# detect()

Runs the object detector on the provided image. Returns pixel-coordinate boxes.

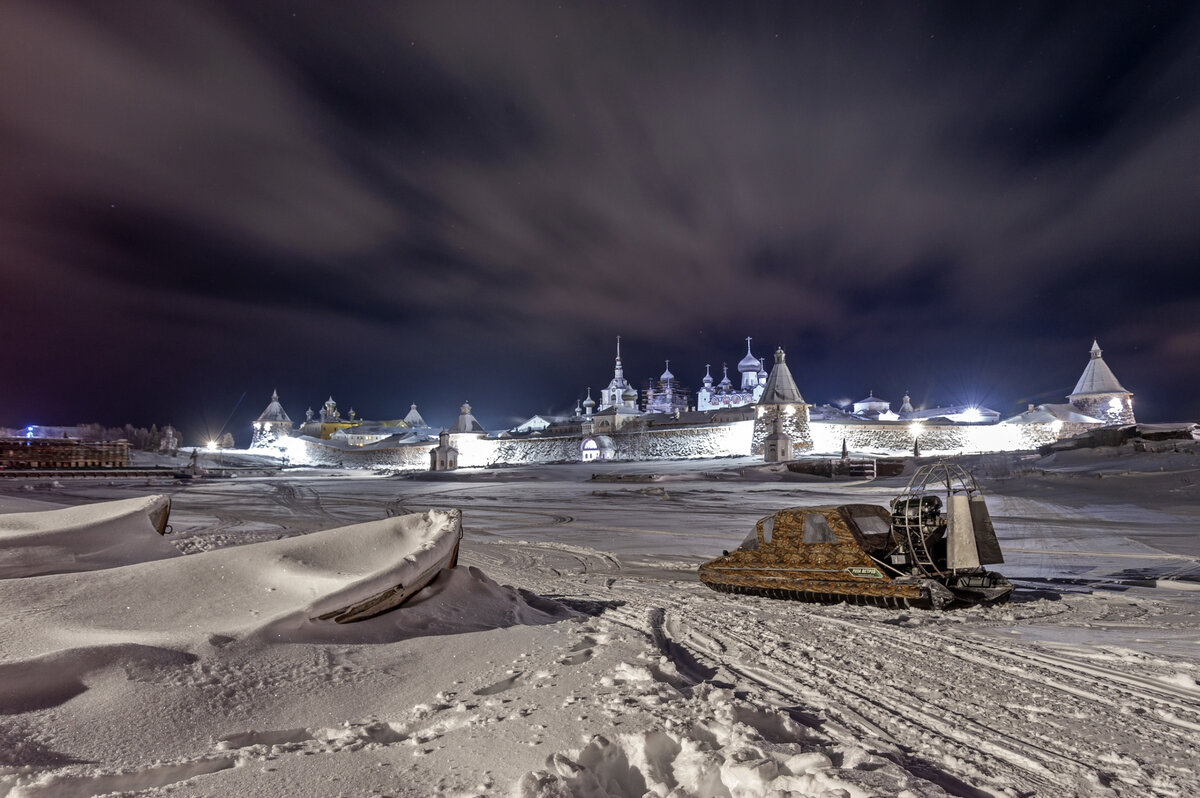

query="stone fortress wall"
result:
[271,339,1131,471]
[296,416,1070,470]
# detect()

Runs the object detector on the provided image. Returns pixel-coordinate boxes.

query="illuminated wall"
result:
[297,437,433,469]
[489,436,580,465]
[751,404,813,455]
[808,420,1074,456]
[291,416,1082,470]
[1069,394,1135,426]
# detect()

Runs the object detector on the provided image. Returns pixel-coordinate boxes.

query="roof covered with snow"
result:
[256,390,292,424]
[1070,340,1130,397]
[1002,403,1104,424]
[403,403,428,428]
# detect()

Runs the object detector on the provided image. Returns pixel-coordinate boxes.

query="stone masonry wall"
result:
[1070,394,1136,426]
[751,405,813,455]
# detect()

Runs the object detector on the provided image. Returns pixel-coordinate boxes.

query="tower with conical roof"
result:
[251,389,294,447]
[403,403,428,428]
[1067,340,1135,425]
[450,401,486,434]
[752,347,812,457]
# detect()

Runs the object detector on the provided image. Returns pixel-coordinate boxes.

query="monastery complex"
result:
[251,339,1137,470]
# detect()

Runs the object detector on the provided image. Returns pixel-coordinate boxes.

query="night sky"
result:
[3,2,1198,444]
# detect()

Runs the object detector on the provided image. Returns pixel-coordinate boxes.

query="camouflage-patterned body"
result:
[699,504,938,607]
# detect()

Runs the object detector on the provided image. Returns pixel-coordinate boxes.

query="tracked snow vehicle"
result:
[699,462,1013,609]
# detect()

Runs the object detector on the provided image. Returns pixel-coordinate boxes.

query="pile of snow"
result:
[0,495,177,579]
[0,508,570,714]
[0,509,460,652]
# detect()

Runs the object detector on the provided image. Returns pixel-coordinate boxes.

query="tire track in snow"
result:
[574,577,1194,797]
[800,607,1200,789]
[569,582,1071,793]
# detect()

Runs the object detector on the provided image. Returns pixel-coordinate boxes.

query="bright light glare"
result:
[1108,397,1122,411]
[206,440,218,451]
[909,422,924,436]
[960,407,983,423]
[274,435,312,466]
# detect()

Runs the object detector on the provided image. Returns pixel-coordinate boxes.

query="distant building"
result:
[697,337,768,411]
[511,415,556,434]
[429,429,459,471]
[404,404,429,428]
[752,347,813,457]
[0,437,129,469]
[851,392,898,420]
[252,390,294,447]
[450,402,486,434]
[295,396,356,439]
[254,336,1143,469]
[644,361,690,415]
[160,425,179,454]
[1067,340,1135,425]
[763,414,793,462]
[598,337,640,411]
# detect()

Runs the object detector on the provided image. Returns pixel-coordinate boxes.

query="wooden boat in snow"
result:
[314,509,464,623]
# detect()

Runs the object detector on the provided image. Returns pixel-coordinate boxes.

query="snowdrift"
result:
[0,507,571,715]
[0,495,177,579]
[0,508,464,651]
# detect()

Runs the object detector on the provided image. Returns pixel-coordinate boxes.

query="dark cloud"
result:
[1,1,1198,441]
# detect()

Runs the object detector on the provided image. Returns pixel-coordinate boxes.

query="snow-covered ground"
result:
[0,448,1198,797]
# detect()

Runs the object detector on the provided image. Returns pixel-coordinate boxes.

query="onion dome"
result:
[582,388,596,409]
[622,385,638,401]
[737,337,761,373]
[702,364,714,388]
[718,364,733,391]
[661,360,675,382]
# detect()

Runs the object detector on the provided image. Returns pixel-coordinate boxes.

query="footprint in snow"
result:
[559,649,593,666]
[474,671,525,696]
